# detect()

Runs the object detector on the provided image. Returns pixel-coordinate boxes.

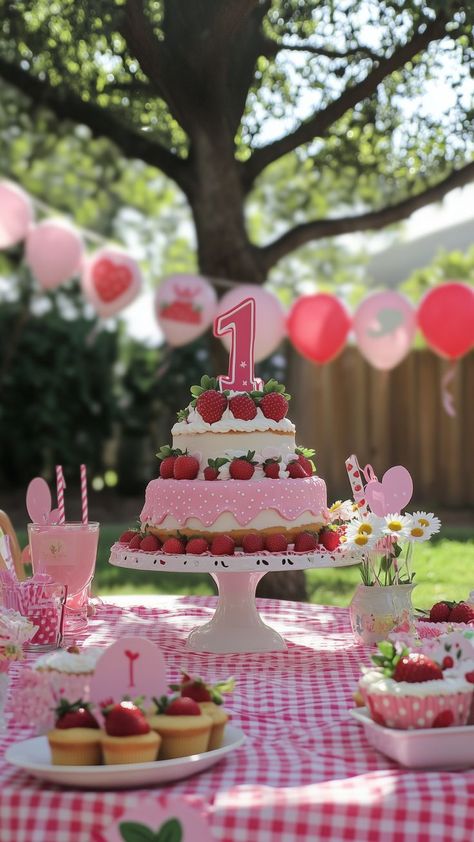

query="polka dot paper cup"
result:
[22,582,67,652]
[366,678,473,730]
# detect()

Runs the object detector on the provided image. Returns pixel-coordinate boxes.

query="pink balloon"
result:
[155,274,217,346]
[418,282,474,360]
[365,466,413,516]
[287,293,351,364]
[216,285,286,362]
[81,247,142,318]
[26,477,52,523]
[0,181,34,249]
[25,219,84,289]
[354,291,416,370]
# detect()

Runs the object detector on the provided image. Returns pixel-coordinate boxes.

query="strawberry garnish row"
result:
[185,376,291,424]
[156,447,316,480]
[118,527,341,555]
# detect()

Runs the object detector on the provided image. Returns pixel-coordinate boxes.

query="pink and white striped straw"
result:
[80,464,88,525]
[55,465,66,523]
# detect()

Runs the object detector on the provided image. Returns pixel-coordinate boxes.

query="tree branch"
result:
[261,161,474,272]
[263,38,381,63]
[0,57,193,196]
[243,15,448,189]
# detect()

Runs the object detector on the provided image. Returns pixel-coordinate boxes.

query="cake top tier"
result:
[172,375,294,436]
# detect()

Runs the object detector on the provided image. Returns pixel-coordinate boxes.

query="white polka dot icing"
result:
[140,476,327,527]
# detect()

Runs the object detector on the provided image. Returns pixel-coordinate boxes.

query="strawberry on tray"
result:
[417,600,474,628]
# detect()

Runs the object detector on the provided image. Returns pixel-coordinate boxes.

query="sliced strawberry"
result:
[140,534,162,552]
[162,537,186,554]
[297,455,313,475]
[55,700,100,730]
[229,394,257,420]
[186,538,209,555]
[103,701,150,736]
[393,653,443,683]
[165,697,201,716]
[287,461,307,479]
[173,455,199,480]
[210,535,235,555]
[119,530,136,544]
[294,532,318,552]
[242,534,265,553]
[265,534,288,553]
[128,534,142,550]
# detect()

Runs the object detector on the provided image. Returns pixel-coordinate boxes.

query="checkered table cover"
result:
[1,596,474,842]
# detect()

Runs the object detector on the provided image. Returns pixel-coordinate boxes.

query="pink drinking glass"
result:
[28,522,99,635]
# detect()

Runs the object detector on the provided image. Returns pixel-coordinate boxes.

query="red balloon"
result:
[287,293,351,364]
[418,282,474,360]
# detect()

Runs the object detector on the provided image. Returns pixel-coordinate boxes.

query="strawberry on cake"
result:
[47,699,102,765]
[134,376,329,552]
[148,695,213,759]
[169,672,234,750]
[101,700,160,765]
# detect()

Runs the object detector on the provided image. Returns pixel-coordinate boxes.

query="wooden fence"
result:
[286,347,474,508]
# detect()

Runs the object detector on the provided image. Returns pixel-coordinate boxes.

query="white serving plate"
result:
[5,725,245,789]
[351,707,474,770]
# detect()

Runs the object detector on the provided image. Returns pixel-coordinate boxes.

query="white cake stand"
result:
[109,543,362,654]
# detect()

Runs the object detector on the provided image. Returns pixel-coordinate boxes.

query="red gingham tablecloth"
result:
[1,595,474,842]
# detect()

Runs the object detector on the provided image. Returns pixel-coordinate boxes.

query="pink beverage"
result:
[28,522,99,633]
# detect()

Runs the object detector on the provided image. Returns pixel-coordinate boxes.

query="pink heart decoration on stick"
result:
[365,466,413,516]
[26,478,52,524]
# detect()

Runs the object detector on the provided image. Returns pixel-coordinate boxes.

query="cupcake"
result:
[48,699,102,765]
[169,672,234,751]
[361,640,473,730]
[34,645,103,703]
[101,701,160,765]
[148,696,212,759]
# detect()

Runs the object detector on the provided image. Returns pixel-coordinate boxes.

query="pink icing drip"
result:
[140,477,327,527]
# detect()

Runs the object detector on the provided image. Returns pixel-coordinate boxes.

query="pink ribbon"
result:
[441,362,457,418]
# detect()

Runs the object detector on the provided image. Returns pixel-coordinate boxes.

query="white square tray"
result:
[350,707,474,770]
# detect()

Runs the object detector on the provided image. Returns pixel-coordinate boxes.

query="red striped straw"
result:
[55,465,66,523]
[80,464,88,525]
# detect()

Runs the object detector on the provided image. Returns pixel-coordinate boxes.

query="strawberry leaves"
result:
[119,818,183,842]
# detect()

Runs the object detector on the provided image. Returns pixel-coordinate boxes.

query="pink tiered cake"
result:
[139,376,327,546]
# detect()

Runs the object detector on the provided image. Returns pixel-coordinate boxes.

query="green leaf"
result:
[119,822,155,842]
[377,641,395,659]
[156,818,183,842]
[190,386,202,397]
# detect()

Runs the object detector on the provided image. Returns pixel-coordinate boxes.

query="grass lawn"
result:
[19,525,474,609]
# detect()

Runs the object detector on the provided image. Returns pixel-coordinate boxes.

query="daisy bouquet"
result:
[344,511,441,586]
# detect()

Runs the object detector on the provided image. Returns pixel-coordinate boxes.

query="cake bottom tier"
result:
[140,476,327,542]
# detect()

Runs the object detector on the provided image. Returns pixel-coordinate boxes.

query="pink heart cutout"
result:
[365,466,413,516]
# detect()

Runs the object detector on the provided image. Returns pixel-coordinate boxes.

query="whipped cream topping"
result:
[172,404,295,435]
[34,646,103,674]
[363,671,472,698]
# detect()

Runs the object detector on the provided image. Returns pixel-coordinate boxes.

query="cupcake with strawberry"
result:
[47,699,102,765]
[169,672,234,750]
[148,695,212,759]
[359,640,473,730]
[101,700,160,765]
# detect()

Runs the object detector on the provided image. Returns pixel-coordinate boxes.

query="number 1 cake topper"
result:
[214,296,263,391]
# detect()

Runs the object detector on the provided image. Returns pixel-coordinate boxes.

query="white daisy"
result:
[382,513,411,539]
[409,511,441,539]
[345,514,384,550]
[329,499,355,523]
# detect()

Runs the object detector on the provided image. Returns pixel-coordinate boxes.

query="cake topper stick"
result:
[214,296,263,391]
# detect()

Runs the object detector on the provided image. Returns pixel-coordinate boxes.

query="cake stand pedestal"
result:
[109,543,362,654]
[186,571,285,653]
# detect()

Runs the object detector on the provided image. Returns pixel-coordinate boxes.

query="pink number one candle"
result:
[214,297,263,391]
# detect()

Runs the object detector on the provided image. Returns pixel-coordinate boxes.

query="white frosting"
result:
[172,429,296,465]
[364,672,472,698]
[172,405,295,435]
[34,646,103,674]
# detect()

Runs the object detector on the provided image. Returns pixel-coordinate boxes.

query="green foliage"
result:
[119,819,183,842]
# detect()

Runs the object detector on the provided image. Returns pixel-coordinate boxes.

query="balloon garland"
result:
[1,179,473,415]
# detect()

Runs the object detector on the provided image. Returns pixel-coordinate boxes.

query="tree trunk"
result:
[190,132,308,603]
